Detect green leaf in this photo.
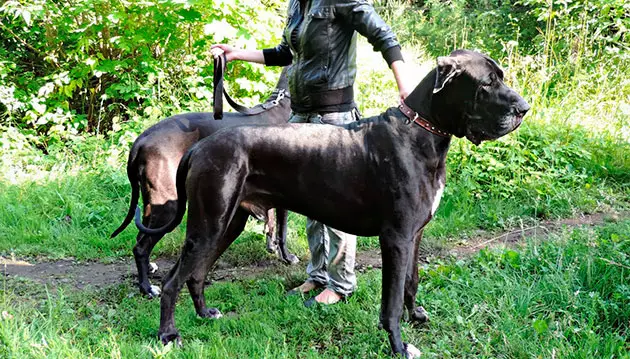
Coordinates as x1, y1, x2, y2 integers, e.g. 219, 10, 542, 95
177, 8, 202, 22
532, 319, 548, 334
21, 10, 32, 27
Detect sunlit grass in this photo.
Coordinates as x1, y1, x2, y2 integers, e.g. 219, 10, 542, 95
1, 221, 628, 358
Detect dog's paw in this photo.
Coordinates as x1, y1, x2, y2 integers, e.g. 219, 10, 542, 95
266, 241, 278, 254
145, 285, 161, 298
404, 343, 421, 358
159, 330, 181, 347
199, 307, 222, 319
283, 253, 300, 265
149, 262, 159, 274
409, 306, 429, 325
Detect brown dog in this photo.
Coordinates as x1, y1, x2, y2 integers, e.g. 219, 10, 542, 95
112, 67, 297, 298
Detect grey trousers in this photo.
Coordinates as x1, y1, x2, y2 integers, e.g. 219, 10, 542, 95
288, 110, 359, 296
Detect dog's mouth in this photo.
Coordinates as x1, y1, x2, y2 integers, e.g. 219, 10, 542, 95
466, 130, 488, 146
513, 112, 524, 130
466, 113, 524, 145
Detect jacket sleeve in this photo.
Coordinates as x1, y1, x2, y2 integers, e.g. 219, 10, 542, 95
337, 0, 403, 67
263, 38, 293, 67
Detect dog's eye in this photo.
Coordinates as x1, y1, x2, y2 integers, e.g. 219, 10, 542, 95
482, 73, 497, 87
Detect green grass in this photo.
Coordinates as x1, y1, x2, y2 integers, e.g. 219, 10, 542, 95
409, 220, 630, 358
1, 220, 628, 358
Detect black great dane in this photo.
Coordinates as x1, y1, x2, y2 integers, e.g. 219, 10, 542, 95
136, 50, 530, 357
111, 67, 298, 298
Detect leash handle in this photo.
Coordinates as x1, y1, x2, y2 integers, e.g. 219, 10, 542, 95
213, 53, 226, 119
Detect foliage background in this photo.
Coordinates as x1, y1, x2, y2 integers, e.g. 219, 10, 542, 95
1, 0, 285, 152
2, 0, 627, 144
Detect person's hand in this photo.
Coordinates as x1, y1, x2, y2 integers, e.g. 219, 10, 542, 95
210, 44, 238, 62
210, 46, 265, 64
398, 82, 413, 102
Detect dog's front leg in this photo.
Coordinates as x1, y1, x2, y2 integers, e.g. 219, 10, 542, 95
404, 229, 429, 324
378, 227, 417, 358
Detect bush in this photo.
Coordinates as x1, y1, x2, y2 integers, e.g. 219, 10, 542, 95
388, 0, 629, 60
0, 0, 285, 146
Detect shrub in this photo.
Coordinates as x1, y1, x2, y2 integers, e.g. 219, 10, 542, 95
0, 0, 285, 145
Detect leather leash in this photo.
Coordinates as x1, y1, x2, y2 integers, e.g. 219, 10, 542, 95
213, 54, 287, 119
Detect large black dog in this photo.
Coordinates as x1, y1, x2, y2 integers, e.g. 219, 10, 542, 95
137, 50, 529, 357
111, 67, 297, 298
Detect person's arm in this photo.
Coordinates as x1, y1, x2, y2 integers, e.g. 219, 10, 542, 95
390, 60, 413, 100
337, 0, 413, 100
211, 38, 292, 66
211, 44, 266, 63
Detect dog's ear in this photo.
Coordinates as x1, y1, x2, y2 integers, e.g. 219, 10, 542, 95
434, 56, 462, 93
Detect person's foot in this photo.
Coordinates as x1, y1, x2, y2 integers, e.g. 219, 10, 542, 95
304, 288, 346, 307
286, 281, 322, 296
314, 288, 343, 304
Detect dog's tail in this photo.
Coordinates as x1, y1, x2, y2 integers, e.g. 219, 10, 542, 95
110, 148, 141, 239
134, 149, 190, 235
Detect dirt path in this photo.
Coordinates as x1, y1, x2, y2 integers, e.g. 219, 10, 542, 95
1, 212, 625, 292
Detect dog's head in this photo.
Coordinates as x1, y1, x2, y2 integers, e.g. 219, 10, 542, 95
431, 49, 530, 144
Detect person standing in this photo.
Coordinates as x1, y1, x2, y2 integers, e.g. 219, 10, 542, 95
212, 0, 411, 305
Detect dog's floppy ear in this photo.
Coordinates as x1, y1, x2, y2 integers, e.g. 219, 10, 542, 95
434, 56, 462, 93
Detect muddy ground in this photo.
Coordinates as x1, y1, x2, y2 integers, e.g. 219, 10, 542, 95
1, 212, 624, 293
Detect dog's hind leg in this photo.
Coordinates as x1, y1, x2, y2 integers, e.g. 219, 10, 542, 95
158, 220, 226, 345
134, 200, 177, 298
158, 170, 247, 346
187, 208, 249, 319
404, 229, 429, 325
134, 158, 179, 298
158, 219, 222, 344
275, 209, 299, 264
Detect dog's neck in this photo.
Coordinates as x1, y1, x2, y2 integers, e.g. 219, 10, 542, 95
395, 68, 454, 164
405, 68, 464, 138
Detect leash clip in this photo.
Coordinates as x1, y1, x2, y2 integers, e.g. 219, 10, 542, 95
271, 89, 285, 107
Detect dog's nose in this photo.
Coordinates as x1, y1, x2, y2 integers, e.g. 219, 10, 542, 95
517, 99, 530, 115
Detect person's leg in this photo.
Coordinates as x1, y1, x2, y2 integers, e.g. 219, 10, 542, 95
311, 227, 356, 304
304, 217, 330, 285
288, 112, 328, 294
309, 109, 360, 304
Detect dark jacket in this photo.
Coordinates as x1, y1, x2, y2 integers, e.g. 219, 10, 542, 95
263, 0, 402, 113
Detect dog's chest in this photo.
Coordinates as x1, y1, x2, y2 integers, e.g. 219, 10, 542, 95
430, 180, 445, 216
413, 162, 446, 222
